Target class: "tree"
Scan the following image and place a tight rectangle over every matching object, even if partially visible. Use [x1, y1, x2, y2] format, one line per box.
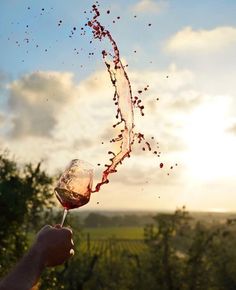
[0, 151, 54, 277]
[84, 213, 111, 228]
[144, 207, 191, 290]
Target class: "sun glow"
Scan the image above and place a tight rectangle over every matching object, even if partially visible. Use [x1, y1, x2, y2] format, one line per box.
[208, 208, 229, 213]
[182, 96, 236, 181]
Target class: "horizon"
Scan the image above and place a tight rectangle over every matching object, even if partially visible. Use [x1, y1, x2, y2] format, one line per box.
[62, 207, 236, 215]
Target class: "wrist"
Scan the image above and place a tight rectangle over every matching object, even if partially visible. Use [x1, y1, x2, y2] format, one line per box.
[29, 243, 47, 271]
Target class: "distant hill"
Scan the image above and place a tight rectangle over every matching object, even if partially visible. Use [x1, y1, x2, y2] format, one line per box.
[67, 209, 236, 228]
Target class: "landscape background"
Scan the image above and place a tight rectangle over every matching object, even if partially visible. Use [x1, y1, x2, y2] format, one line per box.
[1, 153, 236, 289]
[1, 1, 236, 289]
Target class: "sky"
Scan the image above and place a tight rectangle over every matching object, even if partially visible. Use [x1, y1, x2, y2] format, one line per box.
[1, 0, 236, 212]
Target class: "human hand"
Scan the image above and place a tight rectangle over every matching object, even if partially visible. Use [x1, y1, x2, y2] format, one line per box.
[33, 225, 74, 267]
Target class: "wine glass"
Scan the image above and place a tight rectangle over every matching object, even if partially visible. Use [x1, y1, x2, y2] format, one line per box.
[54, 159, 94, 226]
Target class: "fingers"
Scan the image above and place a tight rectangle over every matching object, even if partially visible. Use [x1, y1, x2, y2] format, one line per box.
[36, 225, 52, 238]
[53, 224, 72, 234]
[41, 225, 52, 231]
[60, 227, 74, 257]
[54, 224, 62, 229]
[36, 224, 75, 267]
[61, 227, 73, 239]
[70, 248, 75, 256]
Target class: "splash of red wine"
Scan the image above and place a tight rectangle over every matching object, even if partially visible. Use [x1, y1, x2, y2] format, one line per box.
[87, 5, 135, 192]
[87, 4, 162, 193]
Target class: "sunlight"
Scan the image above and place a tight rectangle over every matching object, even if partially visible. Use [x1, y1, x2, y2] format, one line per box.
[208, 207, 229, 213]
[183, 96, 236, 181]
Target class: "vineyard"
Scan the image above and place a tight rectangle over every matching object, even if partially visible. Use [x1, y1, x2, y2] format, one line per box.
[77, 226, 147, 259]
[80, 238, 147, 256]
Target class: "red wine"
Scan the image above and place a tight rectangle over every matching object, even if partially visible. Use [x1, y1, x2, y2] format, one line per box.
[88, 5, 163, 193]
[54, 187, 90, 210]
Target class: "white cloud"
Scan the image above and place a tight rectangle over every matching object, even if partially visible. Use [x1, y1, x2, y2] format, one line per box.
[1, 62, 235, 213]
[166, 26, 236, 53]
[227, 123, 236, 135]
[1, 65, 208, 174]
[130, 63, 194, 93]
[7, 71, 79, 138]
[0, 114, 4, 124]
[3, 65, 235, 211]
[110, 162, 182, 186]
[132, 0, 167, 13]
[1, 68, 119, 173]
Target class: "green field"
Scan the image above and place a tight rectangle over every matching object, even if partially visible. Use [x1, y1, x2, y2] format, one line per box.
[81, 226, 144, 240]
[79, 239, 146, 255]
[79, 226, 146, 255]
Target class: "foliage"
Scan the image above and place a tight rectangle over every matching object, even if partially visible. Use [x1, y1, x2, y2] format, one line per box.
[39, 208, 236, 290]
[0, 151, 54, 276]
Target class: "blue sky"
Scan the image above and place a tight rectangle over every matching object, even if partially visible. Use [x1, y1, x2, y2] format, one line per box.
[1, 0, 236, 211]
[1, 0, 236, 79]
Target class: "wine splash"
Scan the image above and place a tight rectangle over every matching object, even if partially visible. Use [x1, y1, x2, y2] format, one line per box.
[87, 4, 154, 193]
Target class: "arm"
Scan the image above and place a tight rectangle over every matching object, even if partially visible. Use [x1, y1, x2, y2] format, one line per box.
[0, 225, 74, 290]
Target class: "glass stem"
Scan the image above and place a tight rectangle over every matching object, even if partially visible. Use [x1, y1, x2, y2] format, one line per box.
[61, 208, 68, 227]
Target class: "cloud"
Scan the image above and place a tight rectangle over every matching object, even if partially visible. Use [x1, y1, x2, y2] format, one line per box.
[8, 71, 79, 139]
[73, 137, 94, 150]
[130, 64, 194, 94]
[170, 90, 204, 111]
[227, 123, 236, 135]
[109, 159, 182, 187]
[100, 127, 114, 140]
[2, 64, 234, 211]
[166, 26, 236, 53]
[132, 0, 167, 13]
[0, 114, 5, 126]
[1, 64, 207, 185]
[1, 67, 121, 172]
